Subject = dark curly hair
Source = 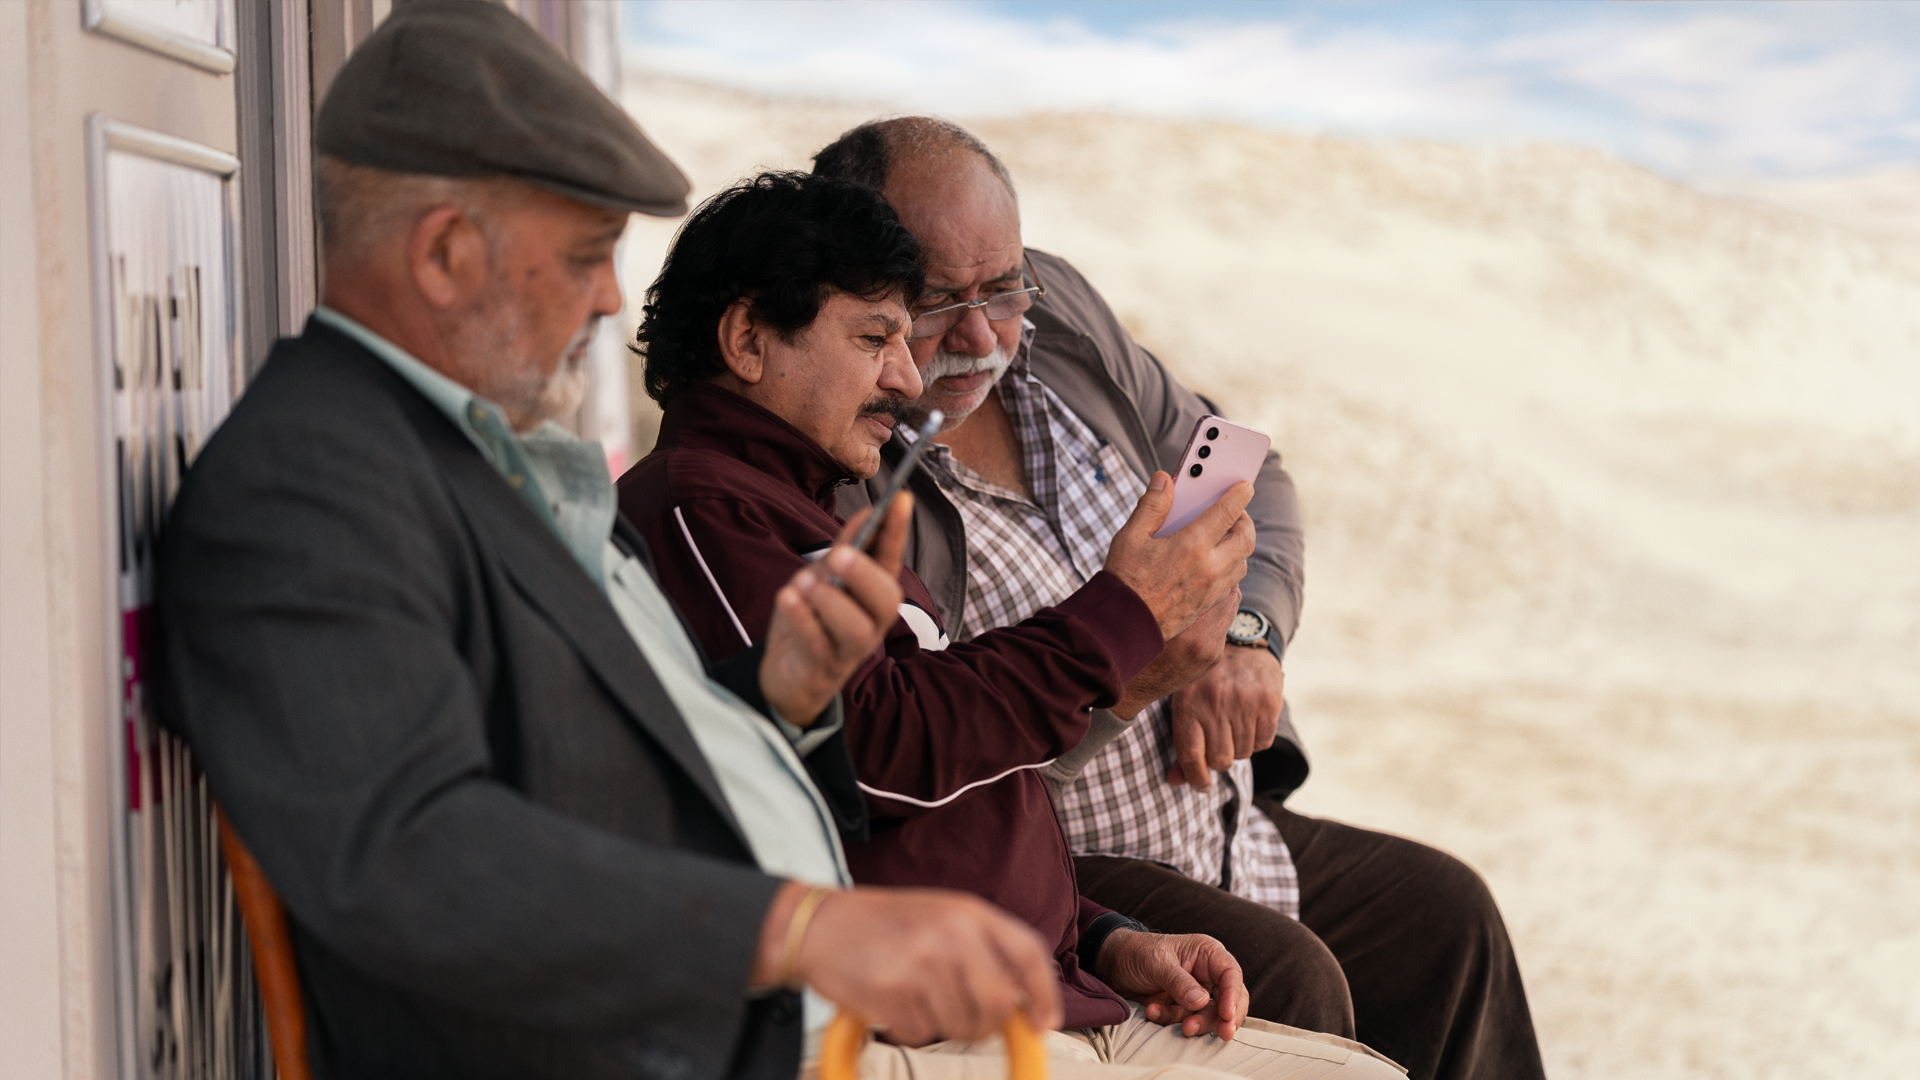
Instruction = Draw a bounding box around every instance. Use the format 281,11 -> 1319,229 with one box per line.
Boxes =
633,171 -> 925,404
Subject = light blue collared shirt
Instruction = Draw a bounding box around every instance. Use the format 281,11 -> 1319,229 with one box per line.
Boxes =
314,307 -> 849,1037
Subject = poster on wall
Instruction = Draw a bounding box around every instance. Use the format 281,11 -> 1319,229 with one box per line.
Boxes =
88,115 -> 270,1080
83,0 -> 235,74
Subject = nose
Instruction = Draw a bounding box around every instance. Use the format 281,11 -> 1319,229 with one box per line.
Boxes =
939,304 -> 998,359
881,340 -> 924,400
591,253 -> 623,318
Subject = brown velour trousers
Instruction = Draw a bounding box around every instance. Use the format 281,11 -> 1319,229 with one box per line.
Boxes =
1074,802 -> 1544,1080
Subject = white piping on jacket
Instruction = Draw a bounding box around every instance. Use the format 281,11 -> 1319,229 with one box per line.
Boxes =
857,758 -> 1057,810
674,506 -> 753,650
678,505 -> 1048,809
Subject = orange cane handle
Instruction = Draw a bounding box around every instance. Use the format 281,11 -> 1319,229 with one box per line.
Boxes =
819,1011 -> 1047,1080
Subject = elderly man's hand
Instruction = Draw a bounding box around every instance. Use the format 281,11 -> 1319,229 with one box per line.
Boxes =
1103,473 -> 1254,643
753,882 -> 1063,1047
758,495 -> 911,726
1109,590 -> 1237,719
1166,645 -> 1284,789
1096,929 -> 1249,1041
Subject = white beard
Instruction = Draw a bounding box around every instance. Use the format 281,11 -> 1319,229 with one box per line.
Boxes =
458,283 -> 598,432
530,318 -> 596,427
914,344 -> 1013,430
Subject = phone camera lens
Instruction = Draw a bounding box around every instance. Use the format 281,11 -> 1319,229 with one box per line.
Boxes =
1206,427 -> 1220,440
1189,463 -> 1203,478
1197,445 -> 1211,459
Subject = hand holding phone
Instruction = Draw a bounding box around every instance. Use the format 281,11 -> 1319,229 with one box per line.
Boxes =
823,409 -> 944,591
1154,415 -> 1269,538
848,409 -> 943,553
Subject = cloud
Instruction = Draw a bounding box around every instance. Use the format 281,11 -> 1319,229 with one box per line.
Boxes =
1480,9 -> 1920,176
623,0 -> 1920,180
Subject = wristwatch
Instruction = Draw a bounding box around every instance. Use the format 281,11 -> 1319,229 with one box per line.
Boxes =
1226,608 -> 1271,648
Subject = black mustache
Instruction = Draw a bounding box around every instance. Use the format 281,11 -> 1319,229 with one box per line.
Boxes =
860,396 -> 913,422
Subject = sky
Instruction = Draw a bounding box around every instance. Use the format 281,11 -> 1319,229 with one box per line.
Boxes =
621,0 -> 1920,183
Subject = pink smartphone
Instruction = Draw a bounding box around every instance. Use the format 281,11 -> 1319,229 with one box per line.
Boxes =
1154,415 -> 1270,538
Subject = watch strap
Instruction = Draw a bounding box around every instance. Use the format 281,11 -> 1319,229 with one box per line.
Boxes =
1077,911 -> 1149,974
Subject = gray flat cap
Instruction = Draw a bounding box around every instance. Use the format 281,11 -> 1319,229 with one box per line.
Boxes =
315,0 -> 689,217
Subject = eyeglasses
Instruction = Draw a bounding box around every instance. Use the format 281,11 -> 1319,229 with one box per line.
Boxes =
908,255 -> 1047,341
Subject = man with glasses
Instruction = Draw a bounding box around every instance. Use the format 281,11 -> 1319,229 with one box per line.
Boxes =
813,119 -> 1546,1080
619,170 -> 1405,1079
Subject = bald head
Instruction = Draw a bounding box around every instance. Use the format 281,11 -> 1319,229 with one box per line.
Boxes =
812,116 -> 1015,200
812,117 -> 1022,273
814,117 -> 1020,277
816,119 -> 1029,428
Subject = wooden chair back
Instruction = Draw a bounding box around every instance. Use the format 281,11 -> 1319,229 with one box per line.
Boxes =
215,807 -> 314,1080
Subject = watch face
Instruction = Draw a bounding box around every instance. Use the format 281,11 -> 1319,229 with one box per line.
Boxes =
1228,611 -> 1267,641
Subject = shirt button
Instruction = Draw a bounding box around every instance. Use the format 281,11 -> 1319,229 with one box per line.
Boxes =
509,473 -> 526,489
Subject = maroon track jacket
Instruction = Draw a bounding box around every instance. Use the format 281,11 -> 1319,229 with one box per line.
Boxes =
618,382 -> 1166,1028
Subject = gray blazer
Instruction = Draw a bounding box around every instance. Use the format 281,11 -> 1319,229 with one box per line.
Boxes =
842,249 -> 1310,796
157,319 -> 809,1080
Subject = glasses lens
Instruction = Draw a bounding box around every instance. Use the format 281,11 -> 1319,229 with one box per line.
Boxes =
910,307 -> 962,341
982,288 -> 1037,321
910,287 -> 1039,340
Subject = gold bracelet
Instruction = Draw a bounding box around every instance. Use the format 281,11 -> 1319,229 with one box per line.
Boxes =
780,885 -> 835,991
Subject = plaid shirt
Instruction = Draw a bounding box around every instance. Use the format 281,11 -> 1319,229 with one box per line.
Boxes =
917,329 -> 1299,918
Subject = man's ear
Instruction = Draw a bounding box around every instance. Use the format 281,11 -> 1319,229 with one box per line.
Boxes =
408,205 -> 487,310
716,298 -> 766,385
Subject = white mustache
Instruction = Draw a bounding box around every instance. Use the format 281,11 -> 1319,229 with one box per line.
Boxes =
920,345 -> 1011,385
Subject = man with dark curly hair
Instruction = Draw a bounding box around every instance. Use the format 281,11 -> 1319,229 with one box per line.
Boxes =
618,171 -> 1403,1080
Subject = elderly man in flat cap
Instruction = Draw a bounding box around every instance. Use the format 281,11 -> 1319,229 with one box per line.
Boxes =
156,5 -> 1064,1078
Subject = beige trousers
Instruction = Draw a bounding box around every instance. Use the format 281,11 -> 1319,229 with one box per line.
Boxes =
811,1005 -> 1406,1080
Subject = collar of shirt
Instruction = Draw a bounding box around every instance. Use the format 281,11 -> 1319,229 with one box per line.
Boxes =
1006,316 -> 1037,377
313,306 -> 615,589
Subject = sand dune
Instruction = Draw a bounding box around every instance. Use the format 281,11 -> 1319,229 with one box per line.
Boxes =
1712,167 -> 1920,253
618,76 -> 1920,1079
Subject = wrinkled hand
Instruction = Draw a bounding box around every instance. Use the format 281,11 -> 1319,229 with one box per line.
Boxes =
758,496 -> 910,726
1167,644 -> 1285,789
1096,929 -> 1248,1041
754,882 -> 1063,1047
1109,589 -> 1238,720
1103,473 -> 1254,643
